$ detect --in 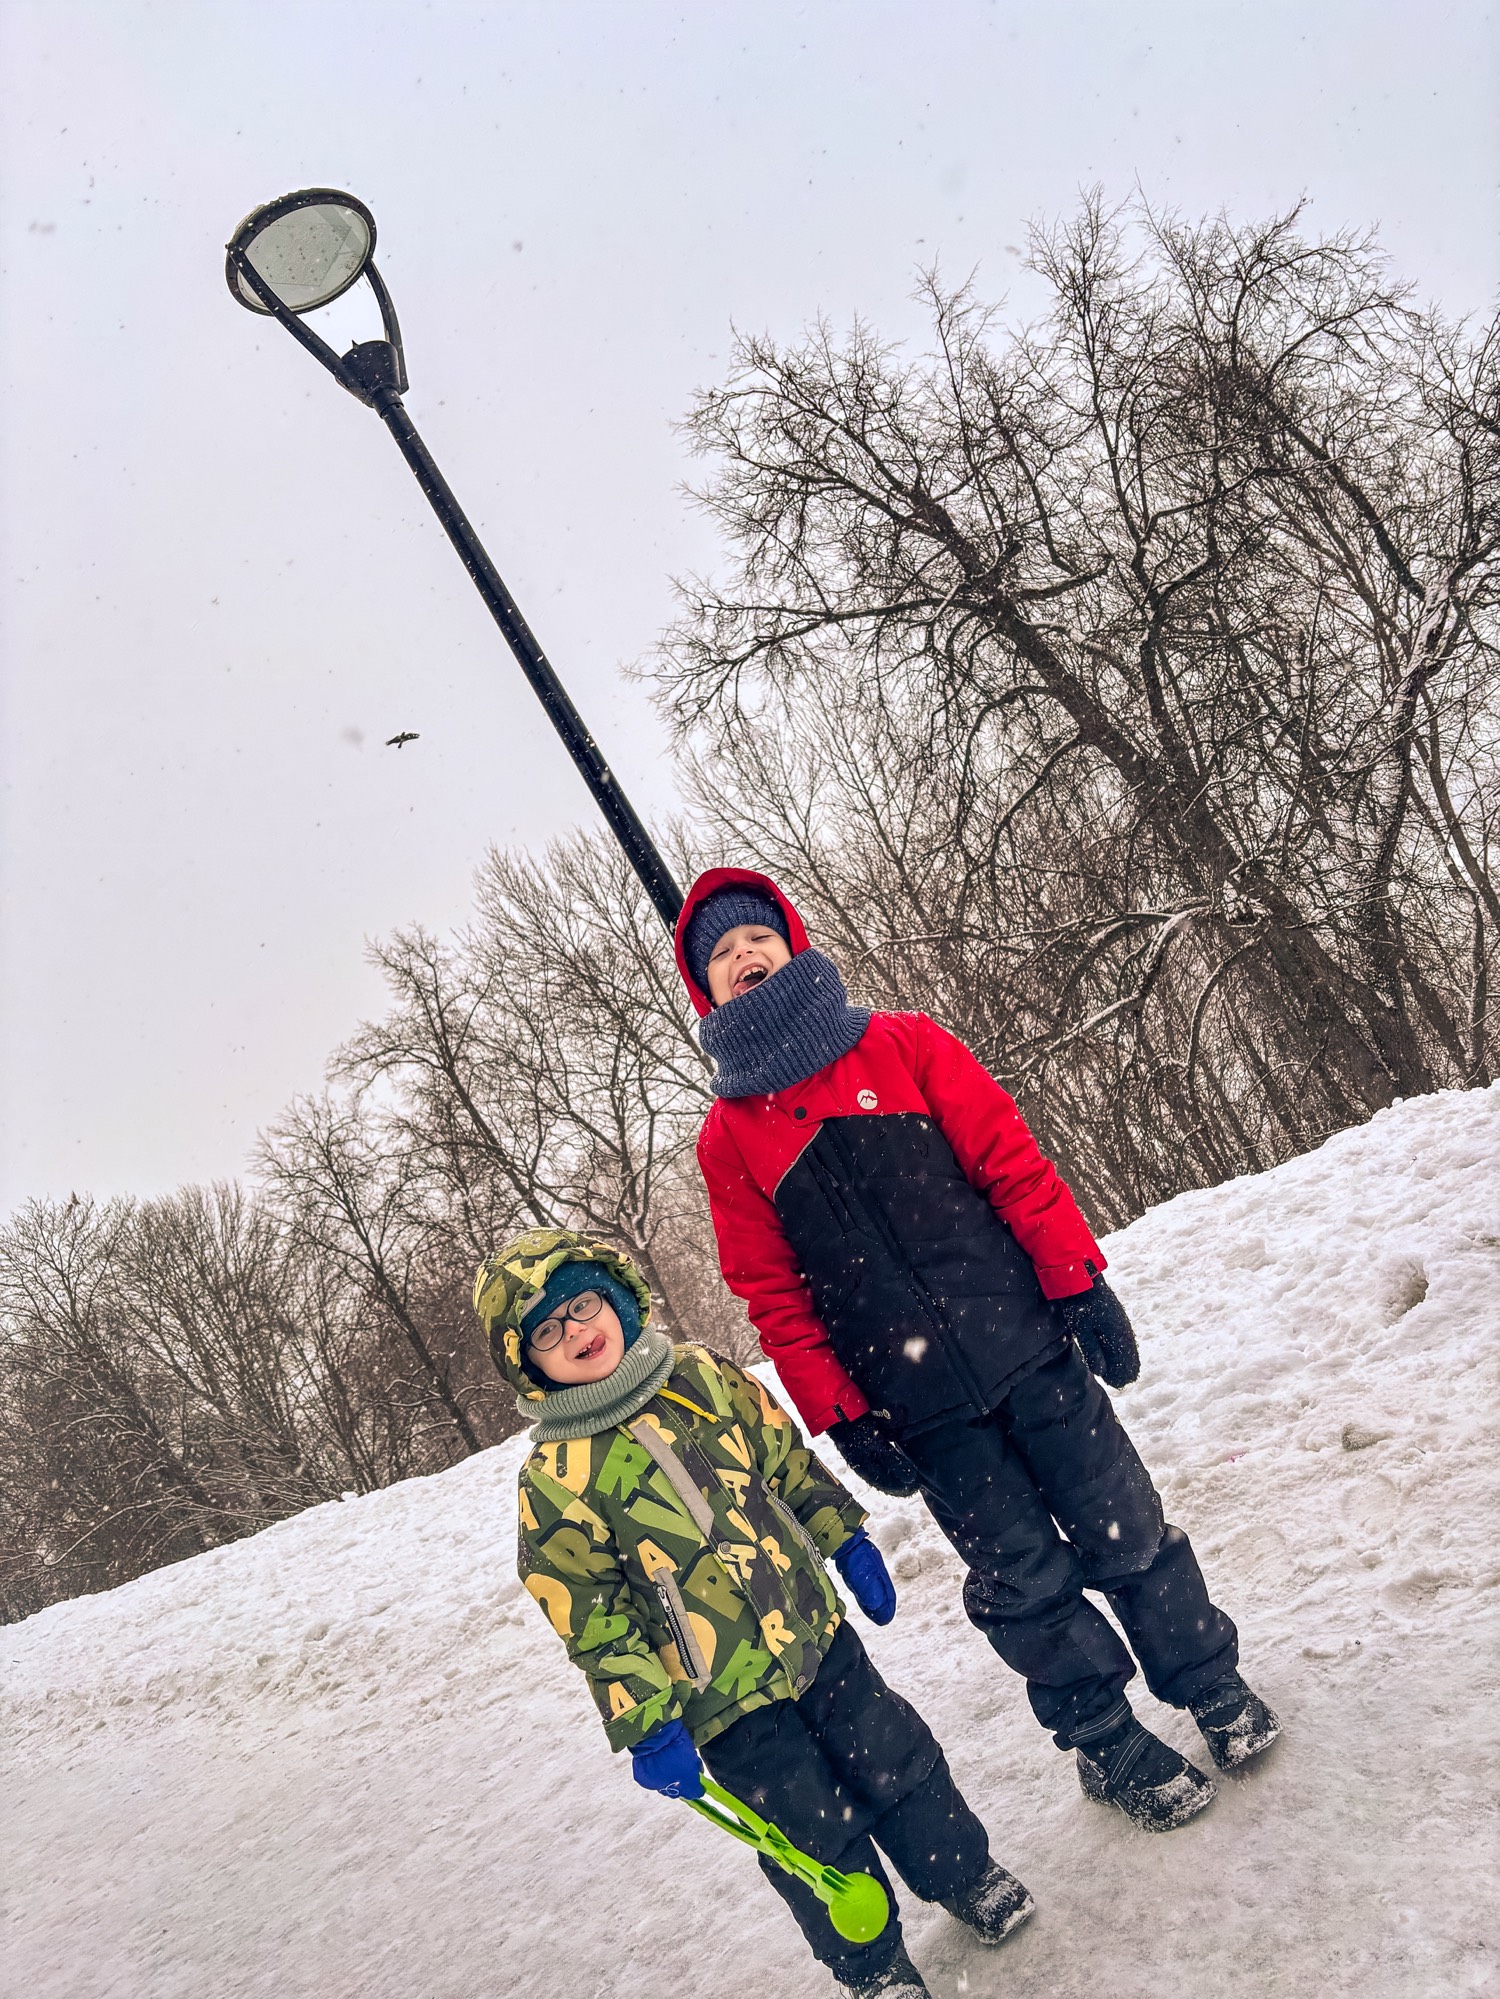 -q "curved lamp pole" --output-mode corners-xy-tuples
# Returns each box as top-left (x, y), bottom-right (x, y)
(225, 188), (684, 934)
